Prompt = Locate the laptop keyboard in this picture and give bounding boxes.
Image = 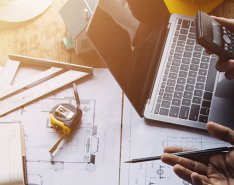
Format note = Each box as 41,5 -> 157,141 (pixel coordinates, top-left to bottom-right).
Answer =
154,18 -> 218,123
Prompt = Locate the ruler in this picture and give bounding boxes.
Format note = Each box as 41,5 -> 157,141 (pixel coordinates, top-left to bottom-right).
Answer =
0,60 -> 20,87
0,70 -> 89,117
9,54 -> 93,74
0,67 -> 63,99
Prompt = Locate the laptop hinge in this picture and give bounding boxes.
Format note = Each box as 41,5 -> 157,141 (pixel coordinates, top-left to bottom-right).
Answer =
167,22 -> 171,29
146,98 -> 151,105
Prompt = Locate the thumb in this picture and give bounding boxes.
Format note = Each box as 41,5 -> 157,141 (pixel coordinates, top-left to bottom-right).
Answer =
211,16 -> 234,32
207,121 -> 234,144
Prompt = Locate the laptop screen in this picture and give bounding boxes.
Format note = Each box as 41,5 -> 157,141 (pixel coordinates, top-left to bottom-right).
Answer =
87,0 -> 170,116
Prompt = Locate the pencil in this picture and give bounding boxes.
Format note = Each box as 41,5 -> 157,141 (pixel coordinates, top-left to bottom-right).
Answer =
8,54 -> 93,74
125,145 -> 234,163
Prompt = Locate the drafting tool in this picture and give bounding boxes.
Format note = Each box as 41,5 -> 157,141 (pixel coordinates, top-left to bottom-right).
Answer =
49,83 -> 82,154
125,145 -> 234,163
0,67 -> 63,99
9,54 -> 93,74
0,60 -> 20,87
0,54 -> 93,117
0,70 -> 89,117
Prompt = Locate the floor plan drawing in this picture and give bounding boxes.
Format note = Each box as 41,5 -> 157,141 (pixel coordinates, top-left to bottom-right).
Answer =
19,97 -> 97,163
120,97 -> 230,185
1,66 -> 231,185
0,69 -> 123,185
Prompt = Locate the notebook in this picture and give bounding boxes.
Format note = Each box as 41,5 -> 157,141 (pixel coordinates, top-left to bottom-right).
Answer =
0,123 -> 27,185
87,0 -> 234,130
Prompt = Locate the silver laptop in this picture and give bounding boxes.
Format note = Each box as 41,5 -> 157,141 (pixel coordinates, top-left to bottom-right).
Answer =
86,0 -> 234,130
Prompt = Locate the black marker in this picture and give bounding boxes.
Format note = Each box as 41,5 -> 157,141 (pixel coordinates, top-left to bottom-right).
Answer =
125,146 -> 234,163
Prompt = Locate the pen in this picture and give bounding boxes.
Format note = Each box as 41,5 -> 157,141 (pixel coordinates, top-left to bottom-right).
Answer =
125,145 -> 234,163
8,54 -> 93,74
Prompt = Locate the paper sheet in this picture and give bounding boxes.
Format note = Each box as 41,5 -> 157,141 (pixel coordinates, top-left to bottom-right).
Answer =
1,64 -> 231,185
120,97 -> 230,185
0,60 -> 19,88
0,123 -> 24,185
0,68 -> 122,185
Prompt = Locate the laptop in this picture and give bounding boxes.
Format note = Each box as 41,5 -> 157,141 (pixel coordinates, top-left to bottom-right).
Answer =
86,0 -> 234,130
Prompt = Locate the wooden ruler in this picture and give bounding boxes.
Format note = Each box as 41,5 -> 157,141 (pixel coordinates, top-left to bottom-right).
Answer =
0,70 -> 90,117
0,67 -> 63,99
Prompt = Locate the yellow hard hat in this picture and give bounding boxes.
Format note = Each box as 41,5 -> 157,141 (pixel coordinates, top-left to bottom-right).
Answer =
164,0 -> 224,16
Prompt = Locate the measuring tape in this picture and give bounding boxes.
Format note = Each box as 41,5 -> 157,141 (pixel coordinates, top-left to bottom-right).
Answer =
49,83 -> 82,154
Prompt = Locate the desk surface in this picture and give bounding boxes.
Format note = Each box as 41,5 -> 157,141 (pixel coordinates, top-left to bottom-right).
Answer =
0,0 -> 234,67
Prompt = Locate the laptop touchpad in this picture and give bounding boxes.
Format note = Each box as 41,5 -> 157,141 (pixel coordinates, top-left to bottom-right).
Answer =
209,73 -> 234,129
215,73 -> 234,99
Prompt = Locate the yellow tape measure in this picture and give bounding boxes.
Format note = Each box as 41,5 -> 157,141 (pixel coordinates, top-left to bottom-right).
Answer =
49,83 -> 82,154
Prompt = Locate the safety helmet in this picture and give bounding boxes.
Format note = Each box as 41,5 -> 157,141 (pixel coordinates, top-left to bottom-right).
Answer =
164,0 -> 224,15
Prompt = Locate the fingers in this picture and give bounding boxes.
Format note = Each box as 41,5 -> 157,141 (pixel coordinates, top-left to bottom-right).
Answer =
216,60 -> 234,72
216,60 -> 234,79
162,147 -> 211,184
173,164 -> 210,184
208,149 -> 234,170
161,153 -> 207,175
191,172 -> 210,185
204,49 -> 212,55
163,146 -> 210,164
211,16 -> 234,32
207,121 -> 234,144
224,69 -> 234,80
163,146 -> 191,153
173,164 -> 193,184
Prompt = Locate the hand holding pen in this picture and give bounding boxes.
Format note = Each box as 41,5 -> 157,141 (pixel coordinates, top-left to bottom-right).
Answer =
125,145 -> 234,163
162,122 -> 234,185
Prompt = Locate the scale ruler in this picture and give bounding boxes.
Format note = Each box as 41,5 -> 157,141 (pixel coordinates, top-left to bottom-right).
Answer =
0,70 -> 89,117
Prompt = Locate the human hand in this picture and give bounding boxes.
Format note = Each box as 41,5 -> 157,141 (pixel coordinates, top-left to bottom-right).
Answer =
161,122 -> 234,185
212,16 -> 234,79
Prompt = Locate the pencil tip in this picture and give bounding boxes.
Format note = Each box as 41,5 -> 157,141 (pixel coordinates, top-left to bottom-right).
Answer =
124,161 -> 132,163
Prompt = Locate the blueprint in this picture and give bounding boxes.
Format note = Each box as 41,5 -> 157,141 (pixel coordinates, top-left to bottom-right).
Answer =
0,68 -> 122,185
120,97 -> 230,185
0,64 -> 232,185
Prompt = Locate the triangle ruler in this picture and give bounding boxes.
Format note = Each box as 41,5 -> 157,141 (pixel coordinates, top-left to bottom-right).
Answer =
0,54 -> 93,117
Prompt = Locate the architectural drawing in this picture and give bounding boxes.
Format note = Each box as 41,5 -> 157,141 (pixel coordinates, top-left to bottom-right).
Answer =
0,69 -> 122,185
120,97 -> 229,185
1,66 -> 229,185
20,97 -> 97,163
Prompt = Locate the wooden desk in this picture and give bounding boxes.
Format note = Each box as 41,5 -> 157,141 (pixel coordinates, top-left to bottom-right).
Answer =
0,0 -> 233,67
0,0 -> 104,67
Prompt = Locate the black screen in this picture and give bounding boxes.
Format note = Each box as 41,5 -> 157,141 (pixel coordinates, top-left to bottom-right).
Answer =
87,0 -> 170,116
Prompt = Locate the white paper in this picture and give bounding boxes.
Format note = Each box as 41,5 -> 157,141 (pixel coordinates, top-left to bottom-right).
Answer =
120,97 -> 230,185
0,60 -> 19,87
1,64 -> 230,185
0,68 -> 122,185
0,123 -> 24,185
